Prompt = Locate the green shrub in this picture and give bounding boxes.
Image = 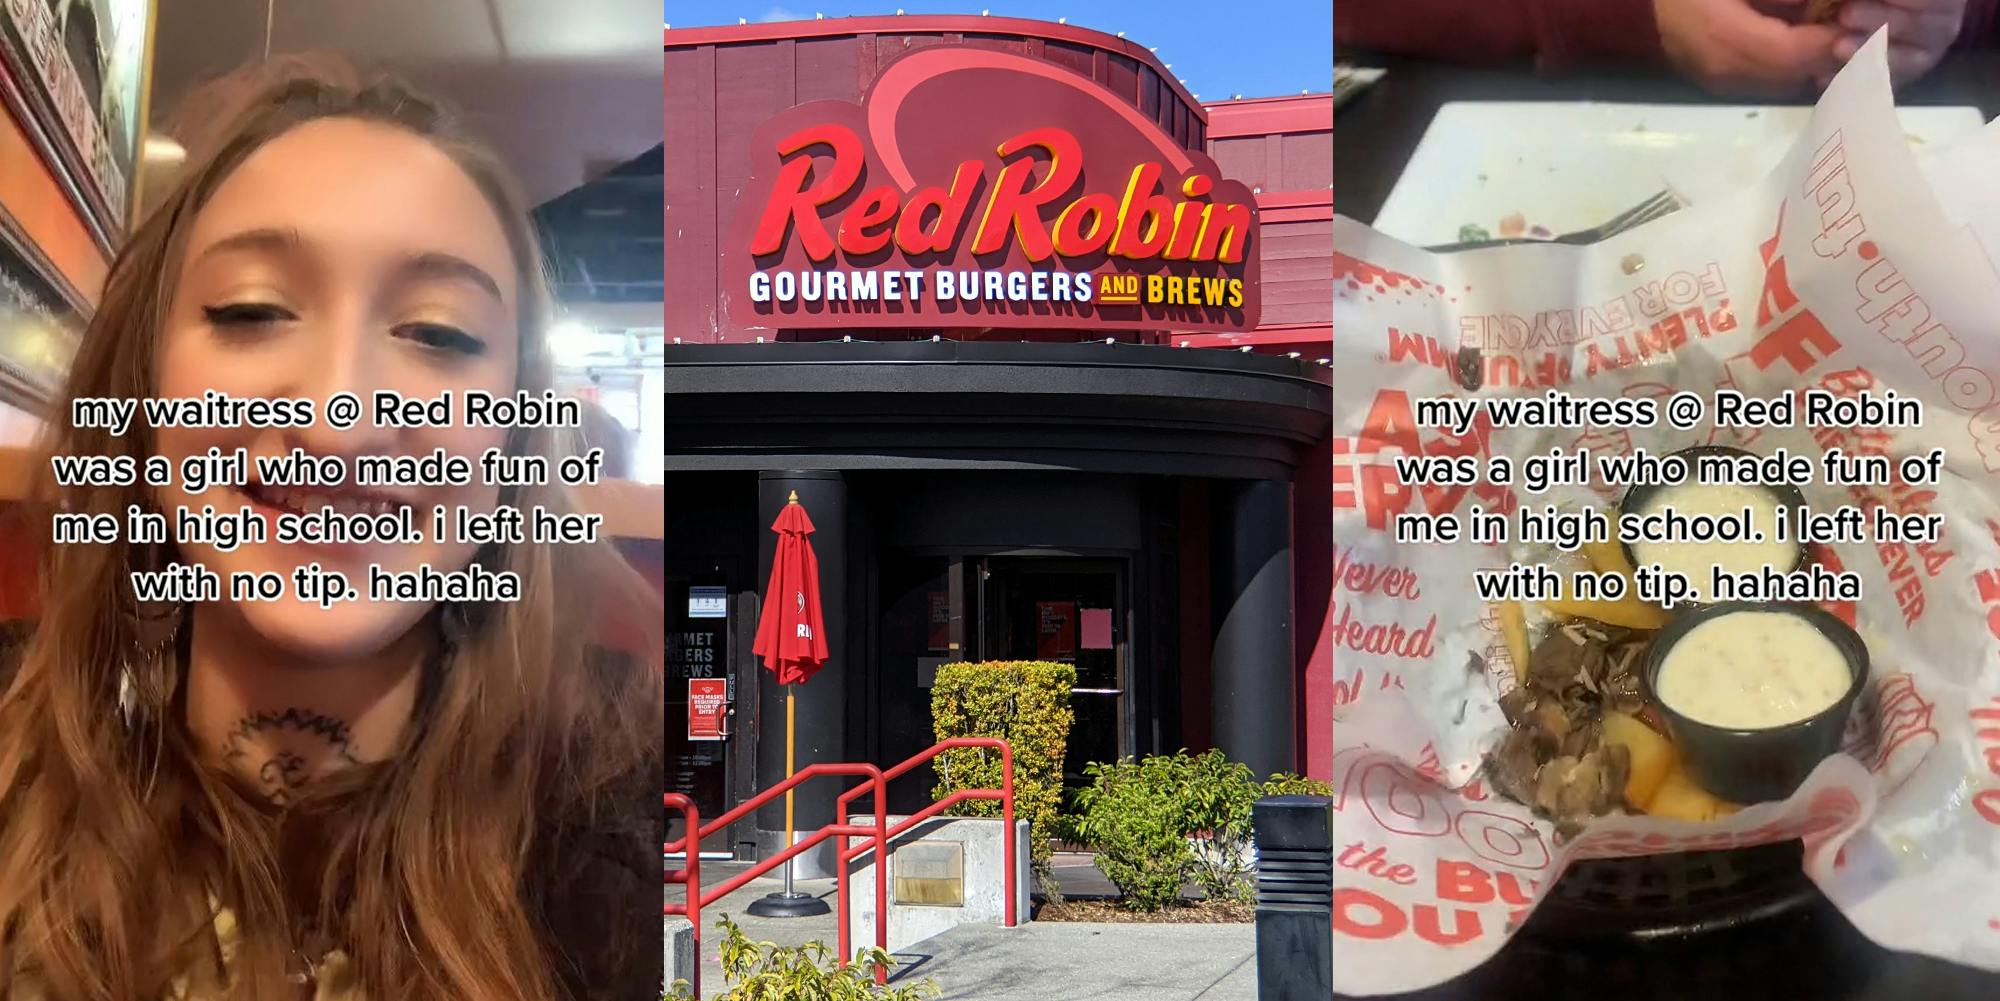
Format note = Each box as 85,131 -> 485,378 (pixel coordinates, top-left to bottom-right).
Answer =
1172,751 -> 1264,903
1073,750 -> 1260,907
666,915 -> 940,1001
1072,752 -> 1332,910
1261,774 -> 1335,800
1073,756 -> 1194,910
930,660 -> 1075,897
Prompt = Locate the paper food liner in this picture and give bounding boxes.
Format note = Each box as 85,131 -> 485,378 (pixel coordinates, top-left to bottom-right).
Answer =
1331,34 -> 2000,994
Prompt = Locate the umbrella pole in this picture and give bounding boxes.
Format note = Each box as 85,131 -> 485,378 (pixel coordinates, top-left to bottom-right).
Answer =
748,680 -> 829,918
783,683 -> 795,897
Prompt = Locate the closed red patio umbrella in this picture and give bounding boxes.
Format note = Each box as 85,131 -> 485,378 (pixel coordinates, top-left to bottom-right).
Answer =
752,492 -> 828,684
747,491 -> 832,916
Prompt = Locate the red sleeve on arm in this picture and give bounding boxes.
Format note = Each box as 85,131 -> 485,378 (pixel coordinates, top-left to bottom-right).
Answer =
1336,0 -> 1666,72
1530,0 -> 1668,71
1336,0 -> 1549,65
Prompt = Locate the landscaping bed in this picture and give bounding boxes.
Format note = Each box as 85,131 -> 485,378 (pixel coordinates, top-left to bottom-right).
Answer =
931,670 -> 1331,924
1035,898 -> 1254,924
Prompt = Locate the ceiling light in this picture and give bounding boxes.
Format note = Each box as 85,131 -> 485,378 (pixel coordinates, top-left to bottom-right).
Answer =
550,321 -> 625,368
143,136 -> 185,165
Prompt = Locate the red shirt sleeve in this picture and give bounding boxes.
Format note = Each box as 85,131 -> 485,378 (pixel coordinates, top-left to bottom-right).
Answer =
1336,0 -> 1667,73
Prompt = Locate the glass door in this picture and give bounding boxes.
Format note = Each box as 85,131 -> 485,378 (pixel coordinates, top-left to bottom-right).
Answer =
875,554 -> 974,815
978,557 -> 1127,788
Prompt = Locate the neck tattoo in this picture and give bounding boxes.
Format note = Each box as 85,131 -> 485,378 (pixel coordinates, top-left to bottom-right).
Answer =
219,708 -> 364,806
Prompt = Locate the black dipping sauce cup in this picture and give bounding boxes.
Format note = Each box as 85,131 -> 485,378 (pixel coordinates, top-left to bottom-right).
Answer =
1617,444 -> 1811,597
1642,601 -> 1868,804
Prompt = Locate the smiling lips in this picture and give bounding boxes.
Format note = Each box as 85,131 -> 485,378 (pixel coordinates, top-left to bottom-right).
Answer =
240,481 -> 412,518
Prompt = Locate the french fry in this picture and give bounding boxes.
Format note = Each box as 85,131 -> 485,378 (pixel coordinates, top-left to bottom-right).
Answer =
1581,537 -> 1635,579
1497,600 -> 1529,684
1540,538 -> 1670,630
1645,764 -> 1741,822
1539,592 -> 1669,631
1528,540 -> 1672,624
1602,711 -> 1673,808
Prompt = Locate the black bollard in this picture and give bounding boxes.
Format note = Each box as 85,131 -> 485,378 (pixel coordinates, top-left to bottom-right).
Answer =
1254,794 -> 1334,1001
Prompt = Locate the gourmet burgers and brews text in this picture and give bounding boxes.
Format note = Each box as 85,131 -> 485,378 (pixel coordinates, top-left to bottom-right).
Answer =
722,47 -> 1262,331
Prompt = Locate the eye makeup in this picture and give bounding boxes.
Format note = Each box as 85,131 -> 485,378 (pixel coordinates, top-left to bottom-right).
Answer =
201,302 -> 297,327
393,322 -> 488,356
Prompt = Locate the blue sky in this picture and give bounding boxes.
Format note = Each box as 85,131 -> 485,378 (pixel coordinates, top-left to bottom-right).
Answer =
664,1 -> 1332,101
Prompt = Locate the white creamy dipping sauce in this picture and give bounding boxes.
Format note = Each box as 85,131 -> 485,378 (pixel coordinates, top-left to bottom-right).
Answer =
1629,481 -> 1798,590
1655,611 -> 1852,729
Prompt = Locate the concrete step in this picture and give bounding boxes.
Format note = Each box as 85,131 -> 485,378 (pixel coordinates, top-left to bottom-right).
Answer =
667,918 -> 694,989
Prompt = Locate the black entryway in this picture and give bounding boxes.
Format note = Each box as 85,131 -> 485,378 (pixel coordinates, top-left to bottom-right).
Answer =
665,342 -> 1328,866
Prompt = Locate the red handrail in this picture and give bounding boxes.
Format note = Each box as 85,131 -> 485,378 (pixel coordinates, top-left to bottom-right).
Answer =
835,738 -> 1018,931
664,793 -> 700,997
663,763 -> 892,985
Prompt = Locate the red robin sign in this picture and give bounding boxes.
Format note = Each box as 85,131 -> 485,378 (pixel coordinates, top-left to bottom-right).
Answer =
724,47 -> 1260,332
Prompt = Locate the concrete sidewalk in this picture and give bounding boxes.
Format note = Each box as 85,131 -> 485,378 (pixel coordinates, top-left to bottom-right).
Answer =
911,922 -> 1254,1001
669,858 -> 1254,1000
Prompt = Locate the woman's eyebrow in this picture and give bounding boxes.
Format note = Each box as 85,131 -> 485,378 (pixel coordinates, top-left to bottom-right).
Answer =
191,226 -> 303,265
187,231 -> 504,304
398,252 -> 505,304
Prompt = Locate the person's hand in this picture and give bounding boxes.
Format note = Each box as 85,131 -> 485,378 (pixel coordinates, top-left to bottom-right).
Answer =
1825,0 -> 1968,87
1654,0 -> 1845,95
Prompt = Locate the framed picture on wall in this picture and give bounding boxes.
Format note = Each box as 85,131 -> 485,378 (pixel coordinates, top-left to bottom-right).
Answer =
0,0 -> 155,246
0,227 -> 82,410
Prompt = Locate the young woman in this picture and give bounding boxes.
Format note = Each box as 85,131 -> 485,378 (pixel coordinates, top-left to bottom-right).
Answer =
0,58 -> 663,1000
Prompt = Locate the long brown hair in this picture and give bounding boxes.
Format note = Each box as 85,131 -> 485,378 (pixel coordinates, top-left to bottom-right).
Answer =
0,57 -> 662,1000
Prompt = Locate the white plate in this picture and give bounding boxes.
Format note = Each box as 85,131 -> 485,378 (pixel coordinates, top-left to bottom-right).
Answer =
1373,102 -> 1988,247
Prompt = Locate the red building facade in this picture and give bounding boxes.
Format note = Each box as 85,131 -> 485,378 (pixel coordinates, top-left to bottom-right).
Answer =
665,15 -> 1330,864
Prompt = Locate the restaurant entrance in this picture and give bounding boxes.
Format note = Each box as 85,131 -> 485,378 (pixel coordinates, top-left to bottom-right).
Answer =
977,557 -> 1127,788
875,550 -> 1129,810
